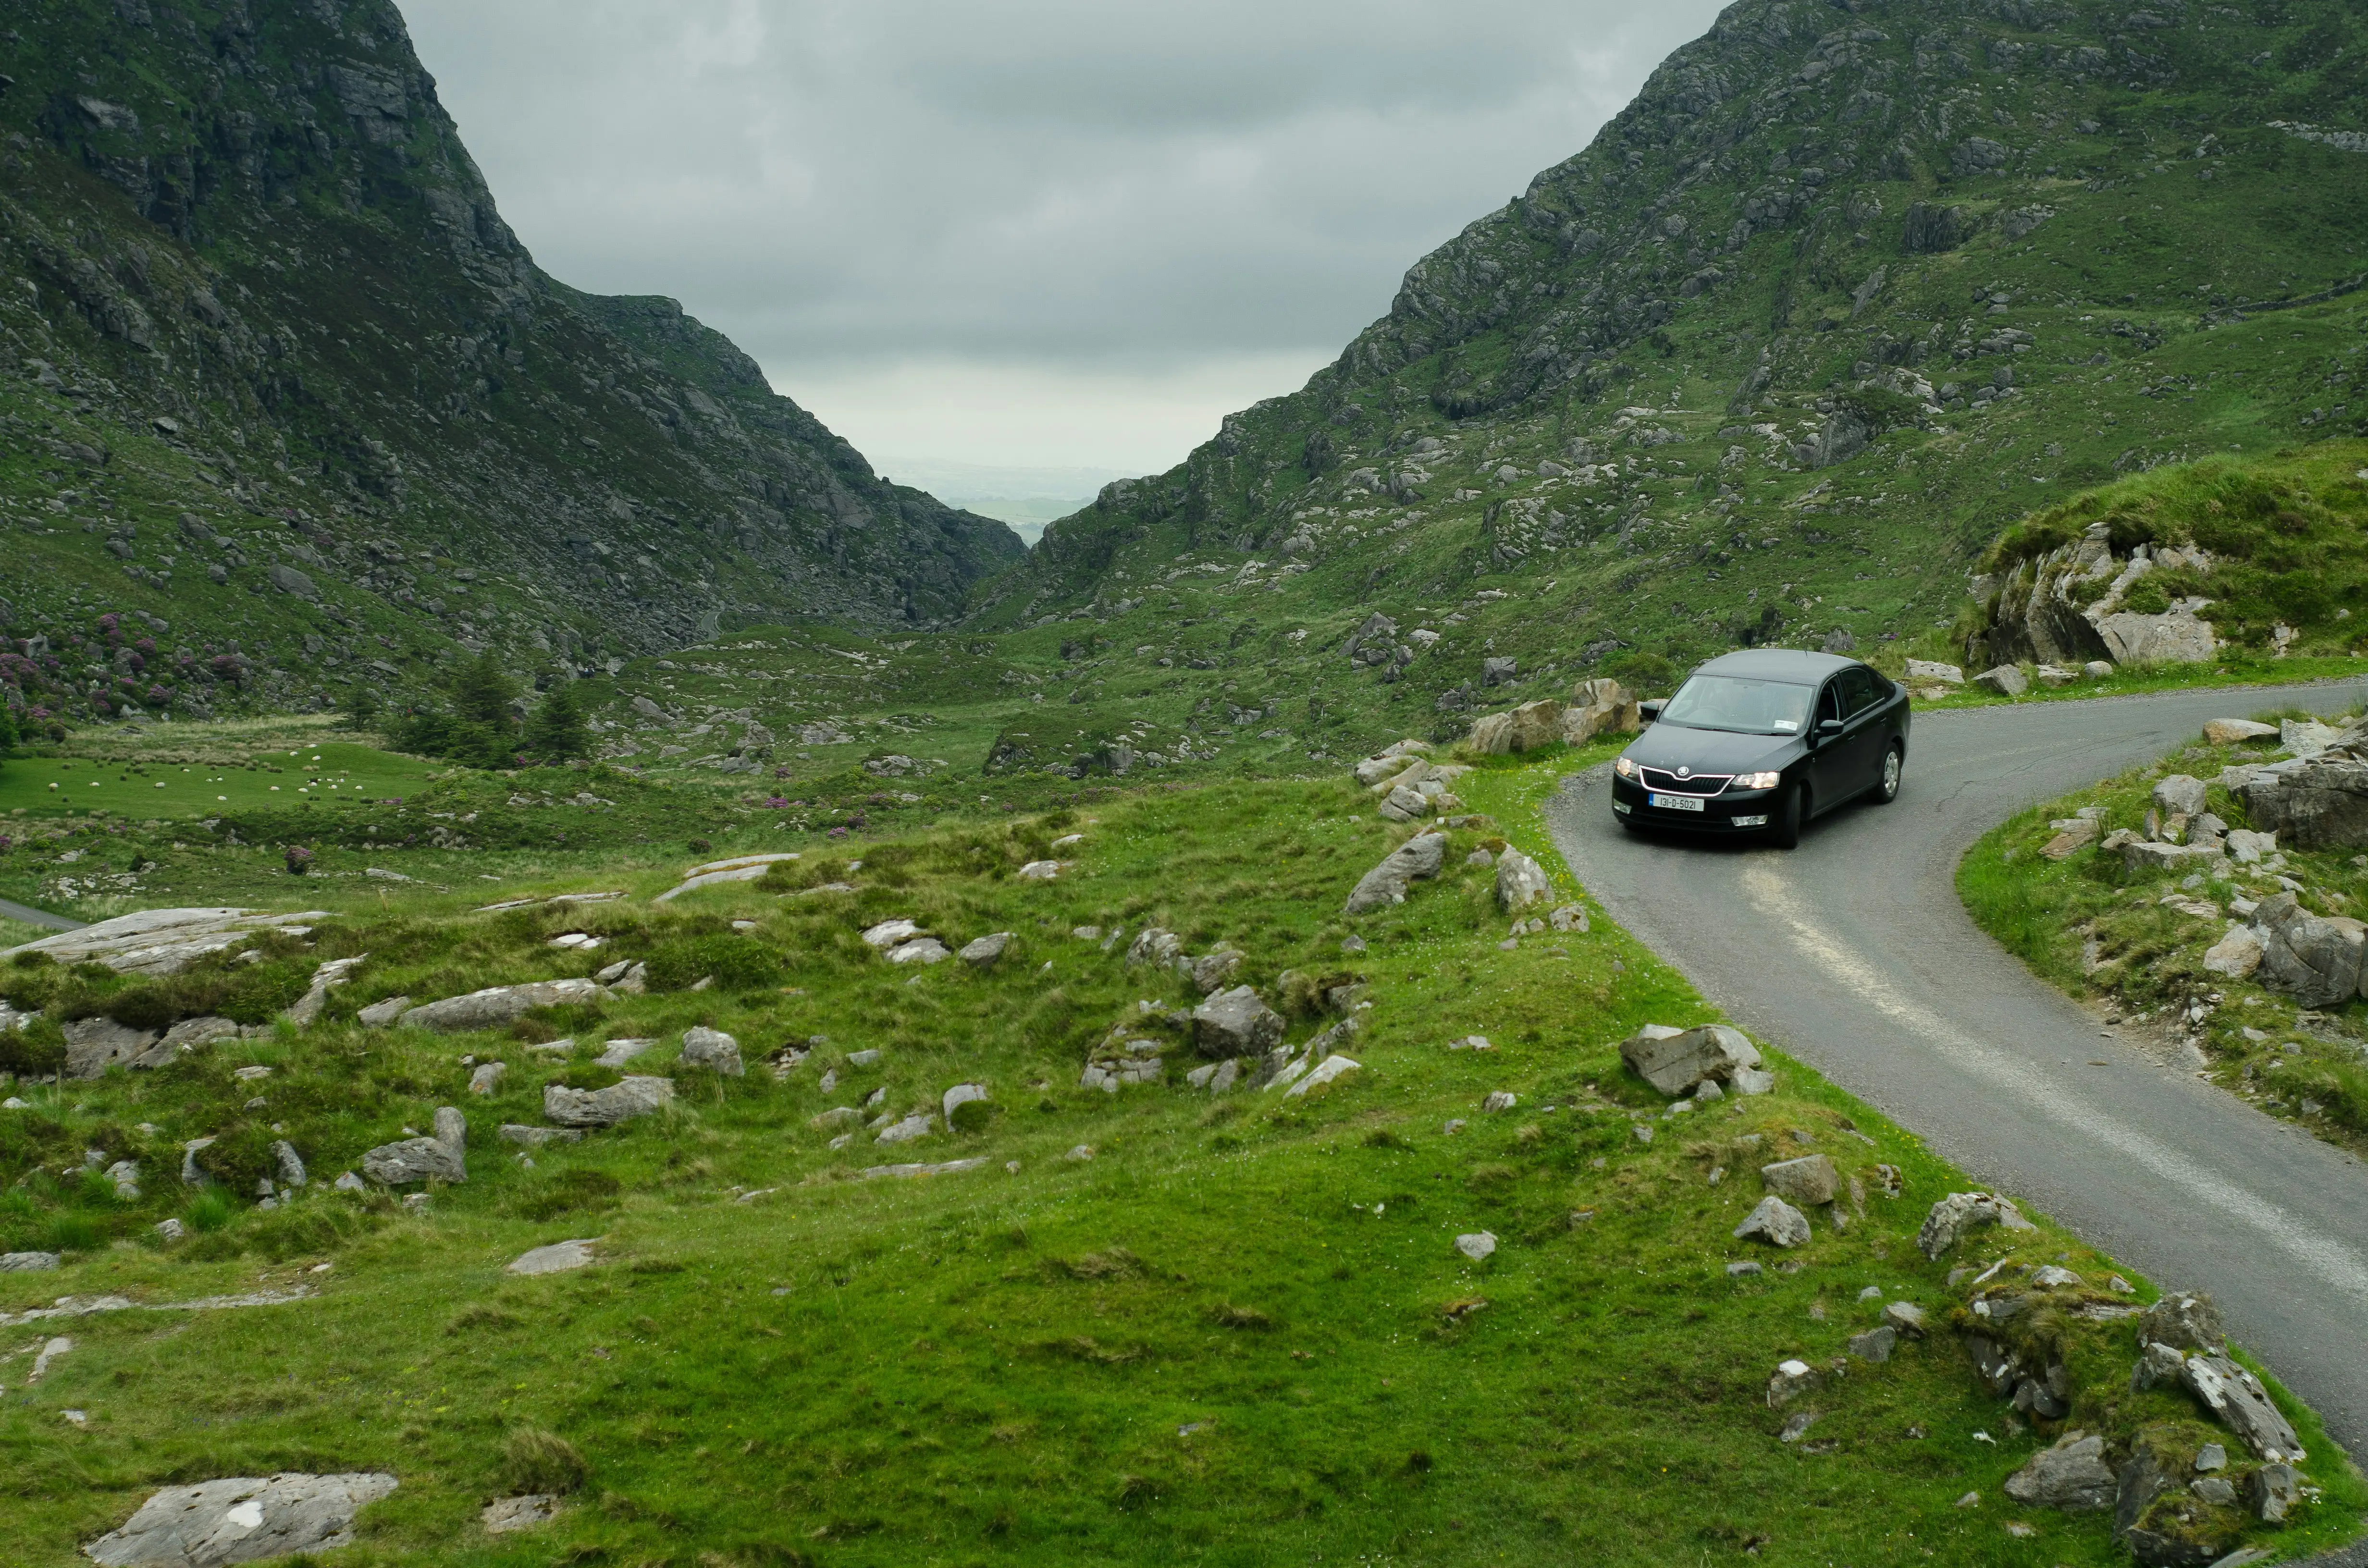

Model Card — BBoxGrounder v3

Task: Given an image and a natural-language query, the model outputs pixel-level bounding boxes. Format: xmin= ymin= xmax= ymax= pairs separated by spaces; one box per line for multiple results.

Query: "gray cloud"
xmin=401 ymin=0 xmax=1726 ymax=468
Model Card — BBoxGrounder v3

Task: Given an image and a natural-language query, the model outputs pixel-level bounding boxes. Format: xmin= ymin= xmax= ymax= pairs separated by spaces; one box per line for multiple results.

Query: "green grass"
xmin=0 ymin=739 xmax=441 ymax=822
xmin=1 ymin=752 xmax=2360 ymax=1565
xmin=1958 ymin=708 xmax=2368 ymax=1152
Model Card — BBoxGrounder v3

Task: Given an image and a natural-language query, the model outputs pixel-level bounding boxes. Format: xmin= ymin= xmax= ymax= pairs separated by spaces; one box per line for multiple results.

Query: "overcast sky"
xmin=401 ymin=0 xmax=1727 ymax=477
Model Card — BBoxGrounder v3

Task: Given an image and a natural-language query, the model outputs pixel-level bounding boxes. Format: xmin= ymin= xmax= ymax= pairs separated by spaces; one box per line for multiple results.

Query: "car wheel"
xmin=1768 ymin=785 xmax=1802 ymax=849
xmin=1872 ymin=744 xmax=1904 ymax=805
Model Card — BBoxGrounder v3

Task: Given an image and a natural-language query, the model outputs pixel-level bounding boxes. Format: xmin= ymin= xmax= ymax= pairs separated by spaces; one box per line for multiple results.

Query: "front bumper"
xmin=1611 ymin=772 xmax=1779 ymax=832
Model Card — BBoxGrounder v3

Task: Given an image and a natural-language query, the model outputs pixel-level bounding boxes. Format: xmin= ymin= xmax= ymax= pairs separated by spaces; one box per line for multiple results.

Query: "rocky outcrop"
xmin=1192 ymin=987 xmax=1286 ymax=1058
xmin=543 ymin=1076 xmax=675 ymax=1128
xmin=1618 ymin=1023 xmax=1764 ymax=1096
xmin=400 ymin=979 xmax=604 ymax=1033
xmin=678 ymin=1026 xmax=744 ymax=1077
xmin=1916 ymin=1191 xmax=2035 ymax=1259
xmin=1974 ymin=526 xmax=2219 ymax=670
xmin=2237 ymin=721 xmax=2368 ymax=849
xmin=4 ymin=907 xmax=329 ymax=977
xmin=1344 ymin=833 xmax=1448 ymax=915
xmin=85 ymin=1473 xmax=400 ymax=1567
xmin=2245 ymin=893 xmax=2367 ymax=1008
xmin=2004 ymin=1432 xmax=2117 ymax=1511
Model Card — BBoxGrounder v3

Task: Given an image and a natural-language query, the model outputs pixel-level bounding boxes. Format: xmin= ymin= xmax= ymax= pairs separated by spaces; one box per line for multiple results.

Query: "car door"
xmin=1806 ymin=677 xmax=1853 ymax=811
xmin=1833 ymin=667 xmax=1888 ymax=798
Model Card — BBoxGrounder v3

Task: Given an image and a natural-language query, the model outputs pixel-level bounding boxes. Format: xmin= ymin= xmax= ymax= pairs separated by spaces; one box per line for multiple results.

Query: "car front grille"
xmin=1640 ymin=768 xmax=1731 ymax=797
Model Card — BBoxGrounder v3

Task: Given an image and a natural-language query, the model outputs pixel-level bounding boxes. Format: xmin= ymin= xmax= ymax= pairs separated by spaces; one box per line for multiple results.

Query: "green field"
xmin=0 ymin=739 xmax=442 ymax=823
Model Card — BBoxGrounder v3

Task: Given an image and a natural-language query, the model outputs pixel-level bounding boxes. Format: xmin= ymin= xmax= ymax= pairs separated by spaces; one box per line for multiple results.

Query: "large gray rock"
xmin=2004 ymin=1432 xmax=2117 ymax=1512
xmin=1618 ymin=1023 xmax=1761 ymax=1096
xmin=85 ymin=1472 xmax=400 ymax=1566
xmin=1344 ymin=832 xmax=1447 ymax=915
xmin=1975 ymin=664 xmax=2029 ymax=697
xmin=2 ymin=906 xmax=326 ymax=978
xmin=362 ymin=1136 xmax=464 ymax=1186
xmin=1760 ymin=1155 xmax=1838 ymax=1206
xmin=1190 ymin=949 xmax=1245 ymax=994
xmin=543 ymin=1076 xmax=674 ymax=1128
xmin=2139 ymin=1291 xmax=2223 ymax=1351
xmin=506 ymin=1239 xmax=598 ymax=1276
xmin=1192 ymin=986 xmax=1286 ymax=1058
xmin=958 ymin=932 xmax=1013 ymax=968
xmin=1916 ymin=1191 xmax=2033 ymax=1260
xmin=678 ymin=1026 xmax=744 ymax=1077
xmin=2249 ymin=893 xmax=2366 ymax=1007
xmin=2241 ymin=756 xmax=2368 ymax=850
xmin=2 ymin=1250 xmax=62 ymax=1271
xmin=400 ymin=978 xmax=604 ymax=1033
xmin=1493 ymin=848 xmax=1552 ymax=912
xmin=1733 ymin=1195 xmax=1811 ymax=1247
xmin=2151 ymin=775 xmax=2208 ymax=818
xmin=2097 ymin=606 xmax=2218 ymax=666
xmin=2181 ymin=1352 xmax=2305 ymax=1461
xmin=63 ymin=1016 xmax=169 ymax=1079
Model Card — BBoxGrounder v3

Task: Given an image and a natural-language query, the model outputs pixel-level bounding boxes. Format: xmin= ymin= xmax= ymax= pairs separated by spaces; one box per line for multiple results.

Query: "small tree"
xmin=451 ymin=650 xmax=519 ymax=731
xmin=525 ymin=681 xmax=591 ymax=762
xmin=342 ymin=685 xmax=382 ymax=732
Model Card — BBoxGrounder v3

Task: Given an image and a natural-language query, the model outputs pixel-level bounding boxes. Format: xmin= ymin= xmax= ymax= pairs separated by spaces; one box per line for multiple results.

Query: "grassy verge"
xmin=1957 ymin=710 xmax=2368 ymax=1156
xmin=1897 ymin=654 xmax=2368 ymax=714
xmin=1 ymin=754 xmax=2360 ymax=1565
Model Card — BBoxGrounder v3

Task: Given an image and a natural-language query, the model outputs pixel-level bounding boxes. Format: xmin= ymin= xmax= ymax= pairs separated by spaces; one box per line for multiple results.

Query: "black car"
xmin=1609 ymin=649 xmax=1910 ymax=848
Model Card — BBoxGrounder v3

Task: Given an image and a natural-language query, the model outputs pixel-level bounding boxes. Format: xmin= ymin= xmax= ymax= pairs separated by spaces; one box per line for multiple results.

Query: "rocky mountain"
xmin=990 ymin=0 xmax=2367 ymax=692
xmin=0 ymin=0 xmax=1023 ymax=723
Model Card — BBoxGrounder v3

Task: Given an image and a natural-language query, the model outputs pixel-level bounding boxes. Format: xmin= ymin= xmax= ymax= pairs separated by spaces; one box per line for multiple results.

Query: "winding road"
xmin=1547 ymin=681 xmax=2368 ymax=1487
xmin=0 ymin=895 xmax=79 ymax=932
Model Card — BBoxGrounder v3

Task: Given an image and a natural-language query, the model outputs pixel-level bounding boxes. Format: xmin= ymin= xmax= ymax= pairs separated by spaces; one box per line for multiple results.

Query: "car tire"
xmin=1768 ymin=785 xmax=1802 ymax=849
xmin=1871 ymin=743 xmax=1904 ymax=805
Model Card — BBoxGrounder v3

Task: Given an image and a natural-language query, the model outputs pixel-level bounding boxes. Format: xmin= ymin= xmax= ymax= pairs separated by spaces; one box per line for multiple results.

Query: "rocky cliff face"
xmin=0 ymin=0 xmax=1022 ymax=718
xmin=992 ymin=0 xmax=2366 ymax=666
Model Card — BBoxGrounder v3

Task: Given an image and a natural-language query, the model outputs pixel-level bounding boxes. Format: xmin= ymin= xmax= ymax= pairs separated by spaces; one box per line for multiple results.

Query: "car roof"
xmin=1690 ymin=648 xmax=1869 ymax=683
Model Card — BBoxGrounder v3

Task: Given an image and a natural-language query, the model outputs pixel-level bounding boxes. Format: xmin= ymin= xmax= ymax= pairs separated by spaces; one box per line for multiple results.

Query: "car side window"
xmin=1841 ymin=668 xmax=1880 ymax=718
xmin=1816 ymin=681 xmax=1843 ymax=725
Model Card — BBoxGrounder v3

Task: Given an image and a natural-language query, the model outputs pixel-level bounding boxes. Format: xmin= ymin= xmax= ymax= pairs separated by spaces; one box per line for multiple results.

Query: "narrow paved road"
xmin=0 ymin=895 xmax=79 ymax=932
xmin=1547 ymin=681 xmax=2368 ymax=1483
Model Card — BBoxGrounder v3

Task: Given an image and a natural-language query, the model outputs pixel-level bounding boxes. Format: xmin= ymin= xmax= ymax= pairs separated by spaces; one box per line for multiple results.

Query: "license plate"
xmin=1648 ymin=793 xmax=1704 ymax=812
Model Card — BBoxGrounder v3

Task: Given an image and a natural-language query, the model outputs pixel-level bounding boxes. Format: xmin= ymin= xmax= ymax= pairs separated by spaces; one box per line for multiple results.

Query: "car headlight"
xmin=1614 ymin=756 xmax=1637 ymax=778
xmin=1734 ymin=771 xmax=1782 ymax=790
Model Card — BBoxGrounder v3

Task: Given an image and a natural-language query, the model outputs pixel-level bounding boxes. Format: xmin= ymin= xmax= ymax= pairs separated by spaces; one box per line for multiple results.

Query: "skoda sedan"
xmin=1608 ymin=649 xmax=1909 ymax=848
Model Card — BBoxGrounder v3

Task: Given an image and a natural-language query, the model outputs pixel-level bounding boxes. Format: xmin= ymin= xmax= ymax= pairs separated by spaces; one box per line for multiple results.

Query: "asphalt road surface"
xmin=1547 ymin=681 xmax=2368 ymax=1489
xmin=0 ymin=894 xmax=79 ymax=932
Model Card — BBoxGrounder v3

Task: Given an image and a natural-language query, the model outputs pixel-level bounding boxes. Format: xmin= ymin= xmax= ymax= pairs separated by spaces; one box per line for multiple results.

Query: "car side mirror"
xmin=1638 ymin=699 xmax=1664 ymax=725
xmin=1817 ymin=719 xmax=1845 ymax=739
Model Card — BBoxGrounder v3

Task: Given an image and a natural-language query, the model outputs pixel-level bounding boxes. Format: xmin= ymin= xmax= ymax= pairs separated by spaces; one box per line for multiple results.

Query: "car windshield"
xmin=1659 ymin=674 xmax=1814 ymax=736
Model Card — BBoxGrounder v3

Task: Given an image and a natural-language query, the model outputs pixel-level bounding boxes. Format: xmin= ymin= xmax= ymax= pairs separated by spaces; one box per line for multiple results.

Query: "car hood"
xmin=1623 ymin=723 xmax=1801 ymax=776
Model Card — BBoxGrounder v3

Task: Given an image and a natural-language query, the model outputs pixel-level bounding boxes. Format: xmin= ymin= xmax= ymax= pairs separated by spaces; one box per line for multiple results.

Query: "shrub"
xmin=0 ymin=1017 xmax=66 ymax=1077
xmin=44 ymin=1212 xmax=102 ymax=1253
xmin=644 ymin=933 xmax=778 ymax=993
xmin=185 ymin=1188 xmax=235 ymax=1233
xmin=504 ymin=1428 xmax=590 ymax=1494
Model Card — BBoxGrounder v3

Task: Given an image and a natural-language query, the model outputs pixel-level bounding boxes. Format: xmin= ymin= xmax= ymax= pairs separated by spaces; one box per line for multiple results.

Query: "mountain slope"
xmin=987 ymin=0 xmax=2367 ymax=710
xmin=0 ymin=0 xmax=1023 ymax=725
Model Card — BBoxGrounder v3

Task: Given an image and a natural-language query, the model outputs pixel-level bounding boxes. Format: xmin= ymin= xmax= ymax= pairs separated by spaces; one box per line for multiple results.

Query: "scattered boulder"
xmin=84 ymin=1473 xmax=400 ymax=1567
xmin=1192 ymin=986 xmax=1286 ymax=1058
xmin=1976 ymin=665 xmax=2029 ymax=698
xmin=875 ymin=1113 xmax=936 ymax=1145
xmin=362 ymin=1113 xmax=467 ymax=1186
xmin=1016 ymin=860 xmax=1061 ymax=881
xmin=1916 ymin=1191 xmax=2033 ymax=1260
xmin=2 ymin=1250 xmax=62 ymax=1271
xmin=2182 ymin=1352 xmax=2305 ymax=1461
xmin=506 ymin=1239 xmax=598 ymax=1276
xmin=1344 ymin=832 xmax=1448 ymax=914
xmin=2201 ymin=719 xmax=2277 ymax=746
xmin=356 ymin=996 xmax=410 ymax=1028
xmin=2004 ymin=1432 xmax=2118 ymax=1512
xmin=1454 ymin=1231 xmax=1497 ymax=1262
xmin=887 ymin=937 xmax=950 ymax=965
xmin=942 ymin=1082 xmax=990 ymax=1127
xmin=482 ymin=1494 xmax=561 ymax=1534
xmin=678 ymin=1026 xmax=744 ymax=1077
xmin=1883 ymin=1301 xmax=1927 ymax=1337
xmin=1493 ymin=848 xmax=1552 ymax=912
xmin=1767 ymin=1359 xmax=1817 ymax=1406
xmin=2 ymin=906 xmax=327 ymax=978
xmin=2250 ymin=893 xmax=2366 ymax=1007
xmin=62 ymin=1016 xmax=168 ymax=1079
xmin=2139 ymin=1291 xmax=2223 ymax=1351
xmin=498 ymin=1125 xmax=583 ymax=1147
xmin=1760 ymin=1154 xmax=1839 ymax=1206
xmin=1562 ymin=678 xmax=1641 ymax=745
xmin=2200 ymin=926 xmax=2263 ymax=980
xmin=543 ymin=1076 xmax=674 ymax=1128
xmin=2131 ymin=1342 xmax=2187 ymax=1392
xmin=1128 ymin=928 xmax=1184 ymax=967
xmin=1733 ymin=1195 xmax=1812 ymax=1247
xmin=958 ymin=932 xmax=1013 ymax=968
xmin=860 ymin=918 xmax=924 ymax=949
xmin=1283 ymin=1054 xmax=1360 ymax=1097
xmin=400 ymin=979 xmax=604 ymax=1034
xmin=1190 ymin=949 xmax=1245 ymax=993
xmin=1466 ymin=712 xmax=1515 ymax=755
xmin=1905 ymin=660 xmax=1964 ymax=687
xmin=2235 ymin=730 xmax=2368 ymax=849
xmin=1848 ymin=1326 xmax=1897 ymax=1363
xmin=1618 ymin=1023 xmax=1762 ymax=1096
xmin=468 ymin=1063 xmax=506 ymax=1096
xmin=1505 ymin=699 xmax=1565 ymax=752
xmin=2251 ymin=1463 xmax=2301 ymax=1525
xmin=2152 ymin=775 xmax=2209 ymax=819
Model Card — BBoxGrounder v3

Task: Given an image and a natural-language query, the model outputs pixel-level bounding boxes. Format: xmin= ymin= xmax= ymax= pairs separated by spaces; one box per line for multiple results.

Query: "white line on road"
xmin=1739 ymin=862 xmax=2368 ymax=1300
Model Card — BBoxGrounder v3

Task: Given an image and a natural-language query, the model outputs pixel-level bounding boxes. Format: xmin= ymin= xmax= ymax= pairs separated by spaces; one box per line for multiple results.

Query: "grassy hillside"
xmin=1 ymin=733 xmax=2362 ymax=1565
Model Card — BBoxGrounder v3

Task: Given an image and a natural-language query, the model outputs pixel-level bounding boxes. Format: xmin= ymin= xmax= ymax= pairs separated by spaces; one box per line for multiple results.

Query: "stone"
xmin=1344 ymin=832 xmax=1449 ymax=915
xmin=1849 ymin=1326 xmax=1897 ymax=1363
xmin=1505 ymin=699 xmax=1566 ymax=752
xmin=155 ymin=1218 xmax=184 ymax=1242
xmin=356 ymin=996 xmax=411 ymax=1028
xmin=2005 ymin=1432 xmax=2118 ymax=1512
xmin=2097 ymin=605 xmax=2220 ymax=666
xmin=482 ymin=1494 xmax=560 ymax=1534
xmin=2224 ymin=829 xmax=2276 ymax=865
xmin=1466 ymin=712 xmax=1515 ymax=754
xmin=2239 ymin=755 xmax=2368 ymax=851
xmin=498 ymin=1125 xmax=583 ymax=1147
xmin=1127 ymin=928 xmax=1184 ymax=967
xmin=1916 ymin=1191 xmax=2031 ymax=1260
xmin=679 ymin=1026 xmax=744 ymax=1076
xmin=2035 ymin=664 xmax=2076 ymax=687
xmin=1481 ymin=1090 xmax=1518 ymax=1113
xmin=1975 ymin=665 xmax=2029 ymax=697
xmin=2121 ymin=839 xmax=2228 ymax=875
xmin=942 ymin=1082 xmax=990 ymax=1125
xmin=1192 ymin=985 xmax=1286 ymax=1058
xmin=434 ymin=1107 xmax=467 ymax=1151
xmin=1760 ymin=1154 xmax=1839 ymax=1206
xmin=1017 ymin=860 xmax=1061 ymax=881
xmin=2250 ymin=893 xmax=2366 ymax=1007
xmin=2 ymin=906 xmax=328 ymax=979
xmin=2 ymin=1250 xmax=62 ymax=1271
xmin=2181 ymin=1351 xmax=2305 ymax=1461
xmin=1493 ymin=847 xmax=1553 ymax=912
xmin=399 ymin=978 xmax=603 ymax=1034
xmin=1618 ymin=1023 xmax=1762 ymax=1096
xmin=2141 ymin=1292 xmax=2223 ymax=1350
xmin=2192 ymin=1476 xmax=2237 ymax=1507
xmin=468 ymin=1063 xmax=506 ymax=1096
xmin=1548 ymin=903 xmax=1588 ymax=932
xmin=876 ymin=1113 xmax=936 ymax=1145
xmin=1905 ymin=660 xmax=1965 ymax=686
xmin=1730 ymin=1066 xmax=1776 ymax=1095
xmin=1283 ymin=1054 xmax=1360 ymax=1097
xmin=1767 ymin=1359 xmax=1816 ymax=1406
xmin=2031 ymin=1264 xmax=2082 ymax=1289
xmin=2200 ymin=926 xmax=2263 ymax=980
xmin=887 ymin=937 xmax=951 ymax=965
xmin=2193 ymin=1444 xmax=2227 ymax=1474
xmin=2250 ymin=1462 xmax=2300 ymax=1524
xmin=543 ymin=1076 xmax=674 ymax=1128
xmin=1190 ymin=949 xmax=1245 ymax=993
xmin=506 ymin=1239 xmax=598 ymax=1276
xmin=160 ymin=1016 xmax=240 ymax=1053
xmin=594 ymin=1038 xmax=652 ymax=1068
xmin=1726 ymin=1261 xmax=1762 ymax=1277
xmin=861 ymin=918 xmax=924 ymax=949
xmin=2202 ymin=719 xmax=2278 ymax=746
xmin=333 ymin=1172 xmax=365 ymax=1194
xmin=1453 ymin=1231 xmax=1497 ymax=1262
xmin=271 ymin=1141 xmax=307 ymax=1188
xmin=958 ymin=932 xmax=1013 ymax=967
xmin=2131 ymin=1341 xmax=2188 ymax=1393
xmin=1882 ymin=1301 xmax=1927 ymax=1337
xmin=2042 ymin=819 xmax=2100 ymax=859
xmin=1734 ymin=1195 xmax=1812 ymax=1247
xmin=2153 ymin=775 xmax=2209 ymax=818
xmin=363 ymin=1136 xmax=464 ymax=1186
xmin=62 ymin=1016 xmax=167 ymax=1079
xmin=85 ymin=1472 xmax=401 ymax=1567
xmin=1562 ymin=679 xmax=1641 ymax=745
